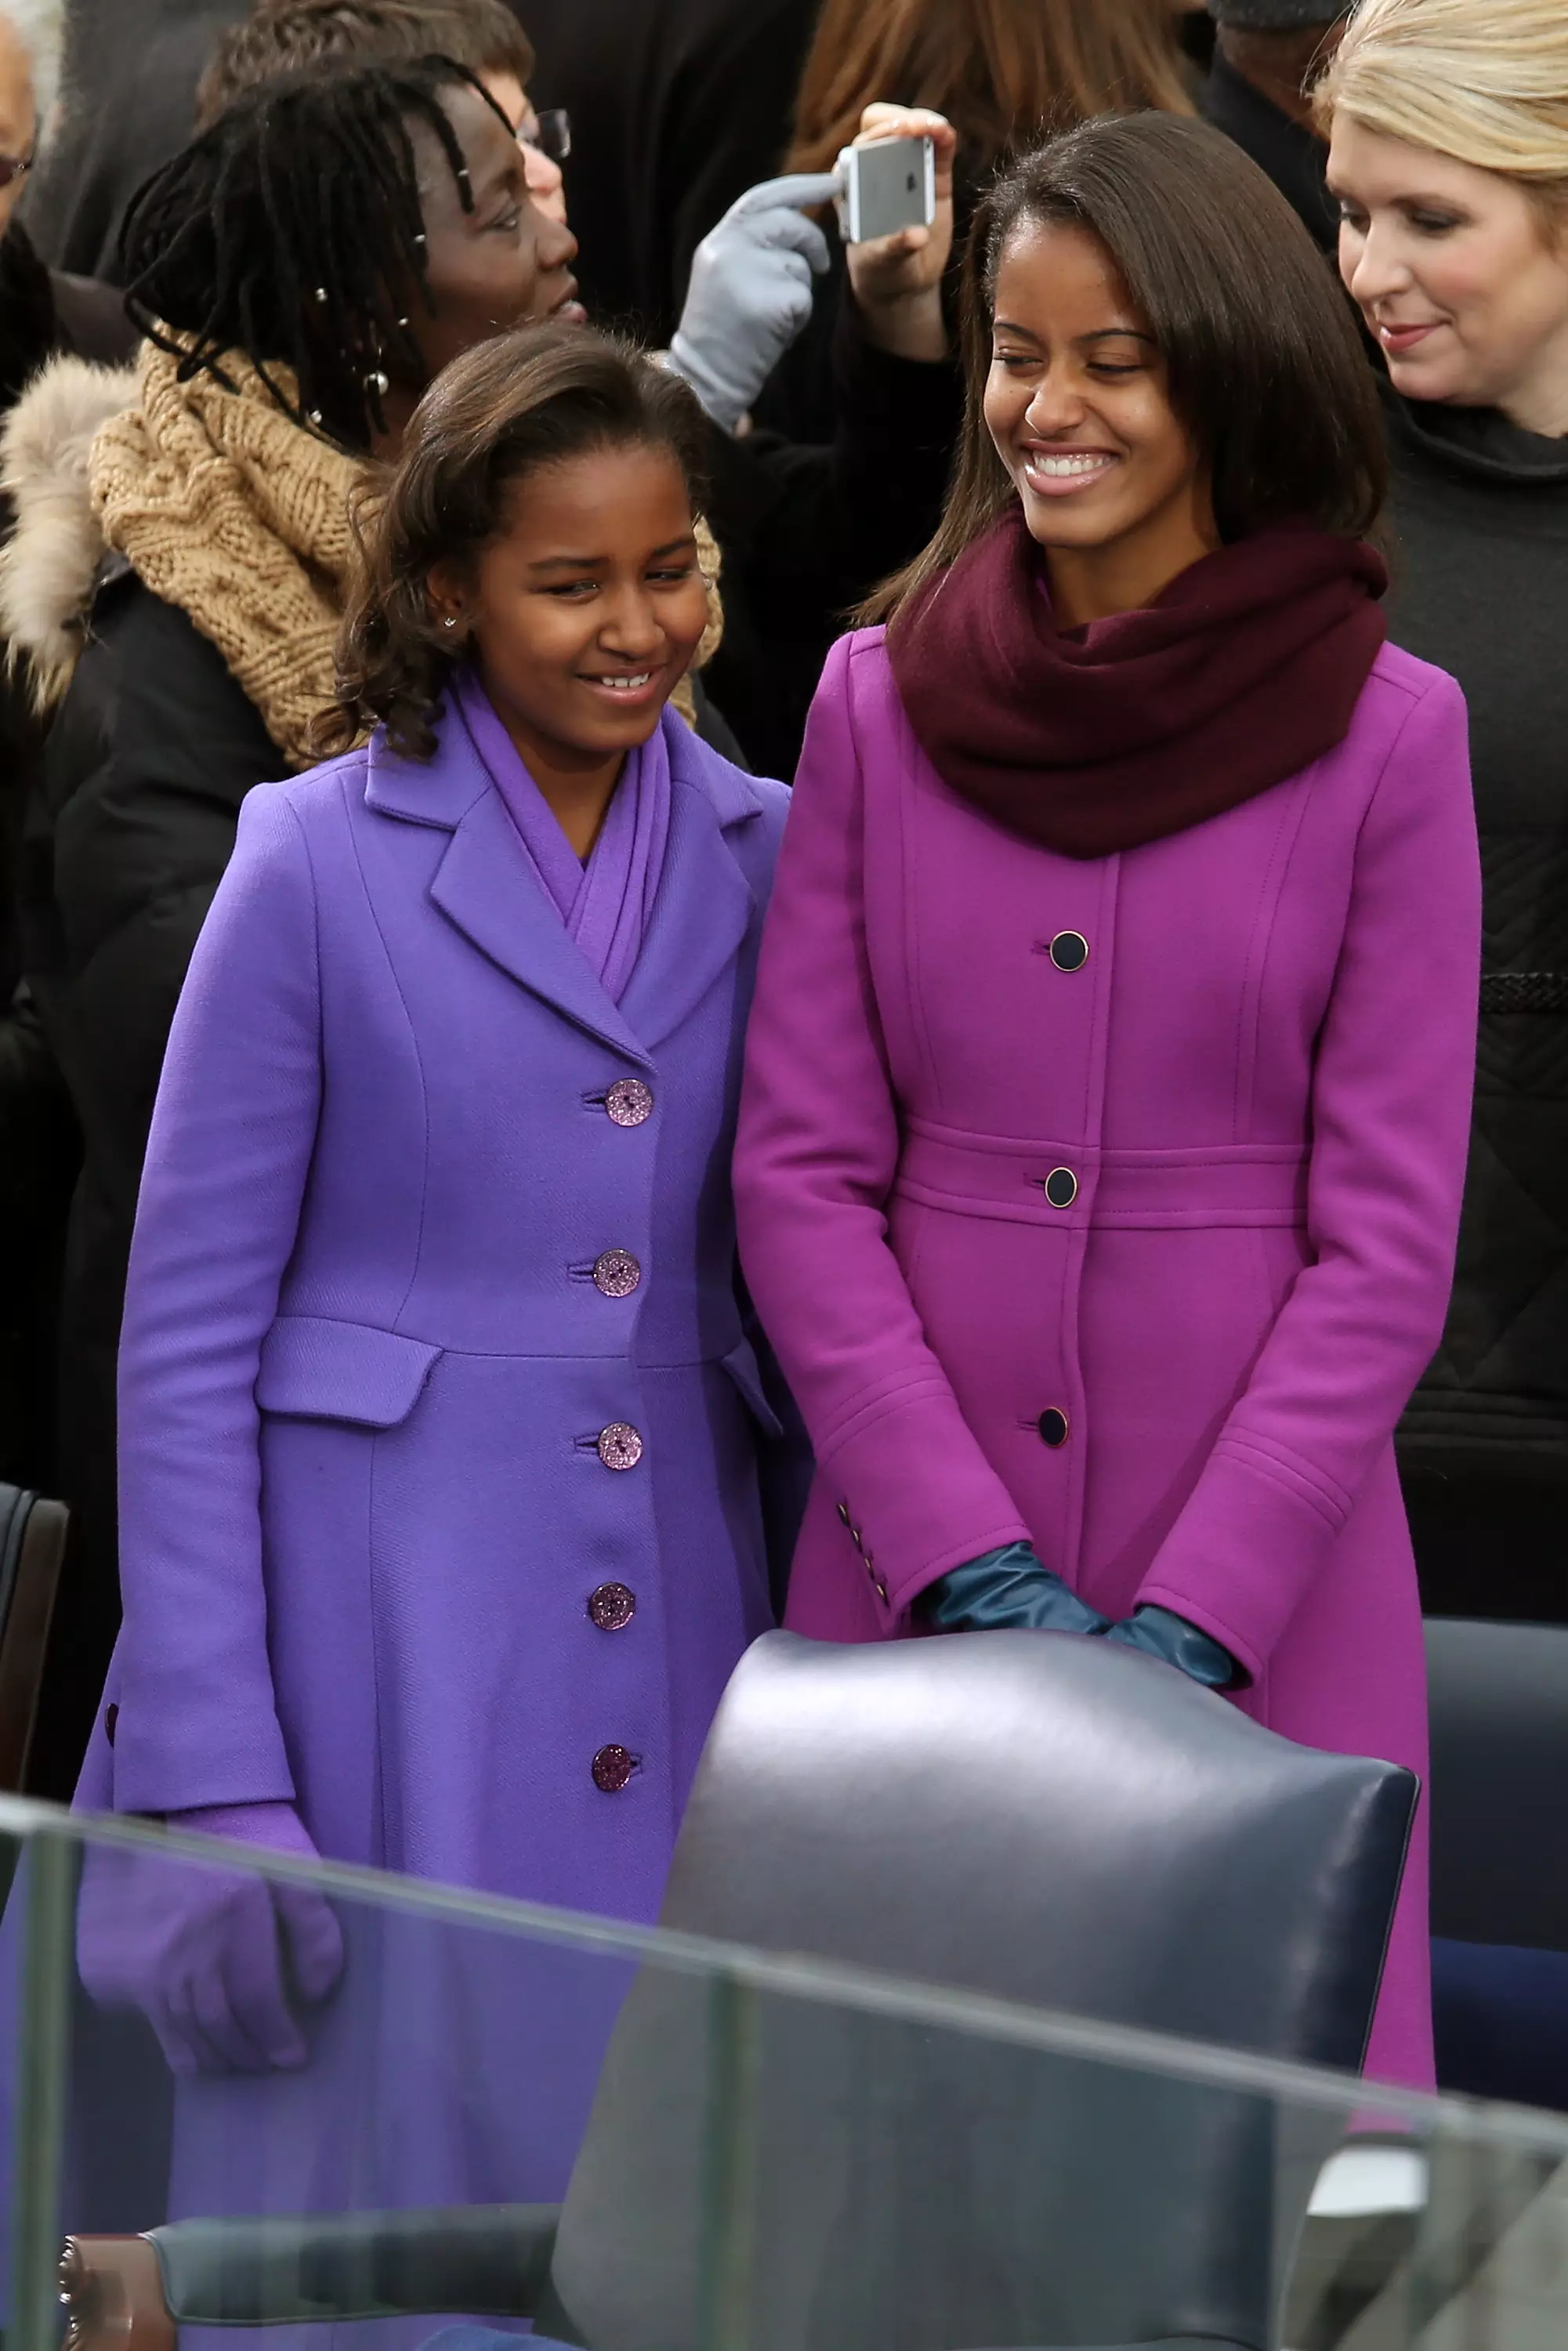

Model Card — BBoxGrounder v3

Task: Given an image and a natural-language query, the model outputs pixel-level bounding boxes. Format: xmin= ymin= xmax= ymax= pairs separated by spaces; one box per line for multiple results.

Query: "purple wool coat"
xmin=734 ymin=629 xmax=1480 ymax=2092
xmin=77 ymin=703 xmax=787 ymax=2217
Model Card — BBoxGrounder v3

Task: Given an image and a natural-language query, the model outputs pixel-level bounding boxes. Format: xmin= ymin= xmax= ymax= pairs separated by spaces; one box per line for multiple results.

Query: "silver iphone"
xmin=836 ymin=135 xmax=937 ymax=245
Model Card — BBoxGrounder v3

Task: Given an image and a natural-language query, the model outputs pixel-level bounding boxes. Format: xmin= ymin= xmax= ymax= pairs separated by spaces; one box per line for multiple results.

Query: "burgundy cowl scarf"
xmin=887 ymin=505 xmax=1389 ymax=859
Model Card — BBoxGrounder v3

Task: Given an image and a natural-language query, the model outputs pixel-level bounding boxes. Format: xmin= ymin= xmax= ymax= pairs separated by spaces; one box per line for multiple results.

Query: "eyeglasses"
xmin=0 ymin=145 xmax=34 ymax=191
xmin=520 ymin=108 xmax=570 ymax=166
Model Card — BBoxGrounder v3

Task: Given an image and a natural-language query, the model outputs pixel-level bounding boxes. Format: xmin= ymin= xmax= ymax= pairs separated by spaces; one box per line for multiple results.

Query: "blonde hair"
xmin=1316 ymin=0 xmax=1568 ymax=197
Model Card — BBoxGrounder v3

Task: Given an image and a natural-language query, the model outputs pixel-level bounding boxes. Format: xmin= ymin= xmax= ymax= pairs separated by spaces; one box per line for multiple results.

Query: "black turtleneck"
xmin=1388 ymin=380 xmax=1568 ymax=1601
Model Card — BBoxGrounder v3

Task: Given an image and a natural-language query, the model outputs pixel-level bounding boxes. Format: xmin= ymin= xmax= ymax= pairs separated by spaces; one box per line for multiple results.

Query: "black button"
xmin=1048 ymin=931 xmax=1089 ymax=972
xmin=1044 ymin=1168 xmax=1078 ymax=1209
xmin=592 ymin=1744 xmax=637 ymax=1793
xmin=104 ymin=1702 xmax=118 ymax=1747
xmin=1037 ymin=1408 xmax=1070 ymax=1449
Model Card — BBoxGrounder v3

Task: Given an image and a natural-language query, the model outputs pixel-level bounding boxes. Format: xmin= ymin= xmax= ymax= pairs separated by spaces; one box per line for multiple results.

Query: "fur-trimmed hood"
xmin=0 ymin=353 xmax=137 ymax=709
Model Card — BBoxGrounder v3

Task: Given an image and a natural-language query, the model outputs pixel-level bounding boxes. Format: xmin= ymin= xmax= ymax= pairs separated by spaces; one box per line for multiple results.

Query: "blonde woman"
xmin=1320 ymin=0 xmax=1568 ymax=1629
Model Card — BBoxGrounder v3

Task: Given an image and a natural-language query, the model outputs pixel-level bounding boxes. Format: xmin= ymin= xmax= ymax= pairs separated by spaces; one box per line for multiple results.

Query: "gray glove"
xmin=668 ymin=172 xmax=839 ymax=432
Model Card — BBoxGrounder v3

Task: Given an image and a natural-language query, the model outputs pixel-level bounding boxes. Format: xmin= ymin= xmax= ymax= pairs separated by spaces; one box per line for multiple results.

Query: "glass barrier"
xmin=1 ymin=1796 xmax=1565 ymax=2351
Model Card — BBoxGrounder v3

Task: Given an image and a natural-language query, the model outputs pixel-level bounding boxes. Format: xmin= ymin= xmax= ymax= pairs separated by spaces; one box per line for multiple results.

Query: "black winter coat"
xmin=514 ymin=0 xmax=818 ymax=342
xmin=1385 ymin=393 xmax=1568 ymax=1600
xmin=20 ymin=561 xmax=285 ymax=1786
xmin=21 ymin=0 xmax=248 ymax=281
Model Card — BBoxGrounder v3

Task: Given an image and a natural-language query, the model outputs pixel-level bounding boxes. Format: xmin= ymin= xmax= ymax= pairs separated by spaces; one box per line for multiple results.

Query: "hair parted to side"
xmin=787 ymin=0 xmax=1192 ymax=181
xmin=862 ymin=112 xmax=1386 ymax=629
xmin=1315 ymin=0 xmax=1568 ymax=201
xmin=119 ymin=54 xmax=512 ymax=455
xmin=318 ymin=325 xmax=712 ymax=763
xmin=197 ymin=0 xmax=534 ymax=130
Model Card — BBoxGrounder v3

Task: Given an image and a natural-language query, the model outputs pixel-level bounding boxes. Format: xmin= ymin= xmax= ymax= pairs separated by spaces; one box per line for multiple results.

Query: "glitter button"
xmin=592 ymin=1744 xmax=636 ymax=1793
xmin=605 ymin=1079 xmax=654 ymax=1128
xmin=597 ymin=1422 xmax=643 ymax=1471
xmin=1043 ymin=1168 xmax=1079 ymax=1209
xmin=588 ymin=1582 xmax=636 ymax=1632
xmin=593 ymin=1249 xmax=641 ymax=1299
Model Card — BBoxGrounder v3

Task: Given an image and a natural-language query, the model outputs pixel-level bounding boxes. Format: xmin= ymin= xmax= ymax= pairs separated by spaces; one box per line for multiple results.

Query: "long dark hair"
xmin=319 ymin=325 xmax=712 ymax=761
xmin=118 ymin=55 xmax=514 ymax=455
xmin=787 ymin=0 xmax=1193 ymax=179
xmin=866 ymin=112 xmax=1386 ymax=625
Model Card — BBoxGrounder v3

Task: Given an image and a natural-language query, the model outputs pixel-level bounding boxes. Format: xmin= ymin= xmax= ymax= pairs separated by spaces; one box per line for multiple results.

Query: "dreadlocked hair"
xmin=117 ymin=54 xmax=512 ymax=455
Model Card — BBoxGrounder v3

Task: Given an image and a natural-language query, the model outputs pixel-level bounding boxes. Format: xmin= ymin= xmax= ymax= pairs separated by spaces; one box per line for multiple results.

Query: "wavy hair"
xmin=319 ymin=324 xmax=712 ymax=761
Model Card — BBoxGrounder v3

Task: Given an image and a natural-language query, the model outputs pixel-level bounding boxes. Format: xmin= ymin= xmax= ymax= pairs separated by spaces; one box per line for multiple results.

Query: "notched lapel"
xmin=429 ymin=785 xmax=652 ymax=1069
xmin=618 ymin=775 xmax=757 ymax=1052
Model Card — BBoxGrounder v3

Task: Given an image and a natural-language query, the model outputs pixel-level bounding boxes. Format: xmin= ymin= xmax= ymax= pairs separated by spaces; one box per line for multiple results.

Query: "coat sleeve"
xmin=110 ymin=784 xmax=323 ymax=1813
xmin=1138 ymin=670 xmax=1479 ymax=1682
xmin=733 ymin=636 xmax=1031 ymax=1620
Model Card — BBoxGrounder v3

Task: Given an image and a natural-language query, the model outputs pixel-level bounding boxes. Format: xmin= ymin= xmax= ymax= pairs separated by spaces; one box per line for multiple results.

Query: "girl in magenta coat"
xmin=733 ymin=116 xmax=1480 ymax=2089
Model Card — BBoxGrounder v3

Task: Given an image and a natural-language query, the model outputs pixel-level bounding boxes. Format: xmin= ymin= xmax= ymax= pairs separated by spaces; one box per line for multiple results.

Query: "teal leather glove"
xmin=919 ymin=1543 xmax=1110 ymax=1636
xmin=1104 ymin=1604 xmax=1236 ymax=1689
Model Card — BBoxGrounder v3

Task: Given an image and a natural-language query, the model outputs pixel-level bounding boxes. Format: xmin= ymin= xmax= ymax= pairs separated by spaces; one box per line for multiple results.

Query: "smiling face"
xmin=402 ymin=82 xmax=581 ymax=393
xmin=981 ymin=217 xmax=1219 ymax=625
xmin=429 ymin=441 xmax=711 ymax=782
xmin=1328 ymin=116 xmax=1568 ymax=435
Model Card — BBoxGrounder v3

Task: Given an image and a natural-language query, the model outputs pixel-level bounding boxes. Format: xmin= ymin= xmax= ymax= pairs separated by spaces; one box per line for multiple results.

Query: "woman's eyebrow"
xmin=528 ymin=536 xmax=697 ymax=571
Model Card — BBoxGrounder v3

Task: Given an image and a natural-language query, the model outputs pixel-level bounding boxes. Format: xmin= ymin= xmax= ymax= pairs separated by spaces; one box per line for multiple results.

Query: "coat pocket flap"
xmin=719 ymin=1338 xmax=784 ymax=1440
xmin=255 ymin=1317 xmax=441 ymax=1429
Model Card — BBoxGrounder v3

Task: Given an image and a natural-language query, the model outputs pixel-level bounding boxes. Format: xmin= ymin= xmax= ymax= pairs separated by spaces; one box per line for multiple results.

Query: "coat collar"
xmin=362 ymin=702 xmax=764 ymax=1064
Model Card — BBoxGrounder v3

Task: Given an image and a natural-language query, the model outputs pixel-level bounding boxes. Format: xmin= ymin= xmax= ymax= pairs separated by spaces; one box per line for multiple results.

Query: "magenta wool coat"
xmin=733 ymin=629 xmax=1480 ymax=2090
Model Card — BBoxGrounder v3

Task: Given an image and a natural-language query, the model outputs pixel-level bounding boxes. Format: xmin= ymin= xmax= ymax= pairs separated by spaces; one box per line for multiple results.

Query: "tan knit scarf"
xmin=90 ymin=342 xmax=361 ymax=768
xmin=89 ymin=339 xmax=722 ymax=770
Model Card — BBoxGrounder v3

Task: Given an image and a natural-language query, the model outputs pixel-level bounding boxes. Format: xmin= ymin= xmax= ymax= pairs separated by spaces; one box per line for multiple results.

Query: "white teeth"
xmin=1034 ymin=455 xmax=1111 ymax=477
xmin=594 ymin=672 xmax=653 ymax=691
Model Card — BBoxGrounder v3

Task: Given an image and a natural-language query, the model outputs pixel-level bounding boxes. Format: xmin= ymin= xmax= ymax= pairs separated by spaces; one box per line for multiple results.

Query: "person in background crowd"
xmin=767 ymin=0 xmax=1196 ymax=447
xmin=197 ymin=0 xmax=570 ymax=223
xmin=0 ymin=0 xmax=130 ymax=375
xmin=75 ymin=324 xmax=785 ymax=2205
xmin=0 ymin=56 xmax=581 ymax=1799
xmin=209 ymin=11 xmax=972 ymax=783
xmin=514 ymin=0 xmax=820 ymax=340
xmin=0 ymin=0 xmax=128 ymax=1523
xmin=18 ymin=0 xmax=246 ymax=281
xmin=1202 ymin=0 xmax=1348 ymax=250
xmin=1320 ymin=0 xmax=1568 ymax=1627
xmin=734 ymin=113 xmax=1479 ymax=2091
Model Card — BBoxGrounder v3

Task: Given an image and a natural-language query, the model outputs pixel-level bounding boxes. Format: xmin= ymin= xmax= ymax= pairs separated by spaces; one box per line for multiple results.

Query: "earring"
xmin=443 ymin=616 xmax=458 ymax=630
xmin=364 ymin=368 xmax=390 ymax=397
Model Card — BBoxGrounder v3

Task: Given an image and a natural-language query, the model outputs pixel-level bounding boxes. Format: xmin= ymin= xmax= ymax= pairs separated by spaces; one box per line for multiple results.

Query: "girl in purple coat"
xmin=734 ymin=114 xmax=1480 ymax=2091
xmin=75 ymin=328 xmax=787 ymax=2208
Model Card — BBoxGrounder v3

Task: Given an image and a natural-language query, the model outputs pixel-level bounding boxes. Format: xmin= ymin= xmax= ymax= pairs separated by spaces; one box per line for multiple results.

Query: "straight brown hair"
xmin=787 ymin=0 xmax=1193 ymax=179
xmin=865 ymin=112 xmax=1386 ymax=627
